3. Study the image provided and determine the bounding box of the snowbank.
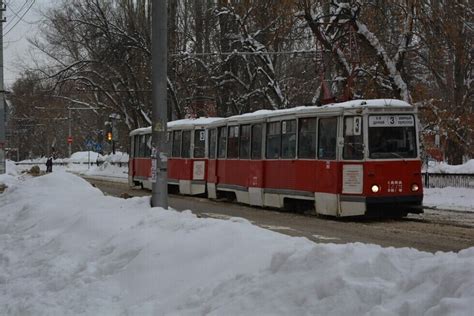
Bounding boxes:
[104,151,129,163]
[19,157,47,164]
[1,171,473,315]
[425,160,474,174]
[0,160,19,188]
[77,162,129,182]
[5,160,18,176]
[68,151,104,163]
[18,151,129,164]
[424,187,474,212]
[68,151,129,180]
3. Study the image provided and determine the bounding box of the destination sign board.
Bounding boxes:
[369,115,414,127]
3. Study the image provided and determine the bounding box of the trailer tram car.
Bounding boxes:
[129,117,222,194]
[129,99,423,217]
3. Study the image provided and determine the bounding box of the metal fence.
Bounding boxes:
[422,173,474,189]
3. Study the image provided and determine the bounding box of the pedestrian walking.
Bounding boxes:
[46,156,53,173]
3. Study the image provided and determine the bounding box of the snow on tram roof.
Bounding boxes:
[130,127,151,136]
[131,100,412,135]
[222,99,412,123]
[129,117,223,136]
[322,98,411,108]
[168,117,223,128]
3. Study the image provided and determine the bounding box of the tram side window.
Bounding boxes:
[138,135,147,157]
[298,118,317,159]
[209,129,217,159]
[172,130,182,157]
[166,132,172,155]
[343,116,364,160]
[251,124,262,159]
[134,135,140,157]
[135,135,140,157]
[318,117,337,160]
[281,120,296,159]
[266,121,281,159]
[240,125,251,159]
[181,130,191,158]
[227,126,239,158]
[194,129,205,158]
[217,126,227,158]
[145,134,152,157]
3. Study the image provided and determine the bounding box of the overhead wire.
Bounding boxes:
[4,0,30,28]
[5,0,37,26]
[3,0,36,39]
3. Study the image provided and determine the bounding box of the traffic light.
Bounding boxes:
[105,122,113,142]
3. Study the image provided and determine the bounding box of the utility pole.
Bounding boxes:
[151,0,168,208]
[68,108,72,157]
[0,2,5,174]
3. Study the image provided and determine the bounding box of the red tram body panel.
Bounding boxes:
[129,99,423,217]
[129,157,152,180]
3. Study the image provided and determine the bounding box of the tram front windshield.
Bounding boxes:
[368,115,417,159]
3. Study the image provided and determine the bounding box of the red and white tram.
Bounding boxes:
[129,117,222,193]
[129,99,423,217]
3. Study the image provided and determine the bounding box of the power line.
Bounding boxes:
[4,0,30,28]
[171,50,328,57]
[3,0,35,38]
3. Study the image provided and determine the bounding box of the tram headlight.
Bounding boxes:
[371,184,380,193]
[411,183,419,192]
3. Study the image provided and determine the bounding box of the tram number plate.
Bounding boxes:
[387,180,403,193]
[353,117,361,135]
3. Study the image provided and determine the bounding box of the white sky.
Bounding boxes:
[3,0,54,88]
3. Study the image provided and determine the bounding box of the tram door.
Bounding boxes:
[339,116,366,216]
[315,117,340,216]
[192,129,206,181]
[206,128,219,198]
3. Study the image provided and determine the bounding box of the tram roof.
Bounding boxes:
[219,99,412,125]
[130,99,413,135]
[129,117,223,136]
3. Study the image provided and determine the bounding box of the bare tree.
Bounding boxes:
[298,0,417,102]
[415,0,473,163]
[32,0,152,130]
[12,0,472,162]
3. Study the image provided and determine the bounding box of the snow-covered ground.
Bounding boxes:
[18,151,129,165]
[424,187,474,212]
[1,163,474,315]
[17,152,129,183]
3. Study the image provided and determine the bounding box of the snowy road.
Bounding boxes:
[85,178,474,253]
